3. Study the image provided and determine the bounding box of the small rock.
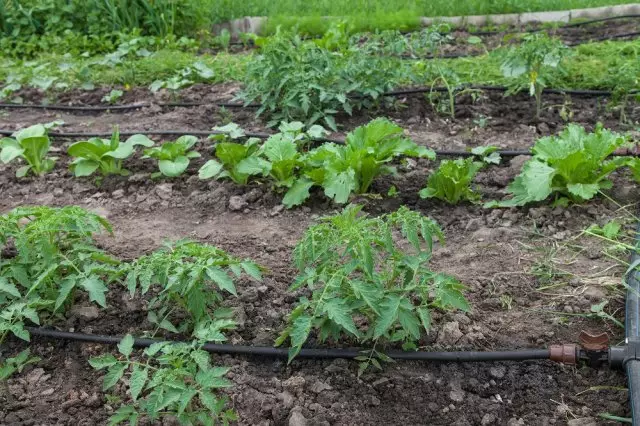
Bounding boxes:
[228,195,248,211]
[278,391,295,409]
[489,366,506,379]
[481,414,497,425]
[288,407,308,426]
[283,376,306,396]
[465,218,483,232]
[155,183,173,200]
[245,188,263,203]
[53,188,64,196]
[369,395,381,406]
[40,388,55,396]
[26,368,46,385]
[270,204,285,217]
[437,322,463,346]
[372,377,390,388]
[325,358,348,373]
[128,173,148,183]
[567,419,596,426]
[112,189,125,199]
[449,389,465,402]
[507,418,525,426]
[310,380,332,394]
[231,306,247,329]
[537,122,550,134]
[583,286,606,301]
[70,305,100,320]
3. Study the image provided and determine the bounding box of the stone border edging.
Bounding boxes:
[214,3,640,35]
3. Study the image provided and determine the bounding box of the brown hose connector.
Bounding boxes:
[550,344,578,365]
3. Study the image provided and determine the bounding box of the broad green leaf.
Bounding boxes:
[198,159,223,179]
[105,142,134,159]
[117,334,135,357]
[88,354,118,369]
[102,363,126,390]
[0,138,24,163]
[108,406,138,426]
[263,135,297,162]
[324,169,356,204]
[15,124,46,141]
[129,365,148,401]
[159,156,189,177]
[15,165,31,177]
[350,280,381,314]
[67,141,107,161]
[282,179,314,208]
[125,134,155,147]
[80,276,108,307]
[566,183,600,200]
[236,156,271,175]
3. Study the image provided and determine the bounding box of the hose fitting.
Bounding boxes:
[549,344,578,365]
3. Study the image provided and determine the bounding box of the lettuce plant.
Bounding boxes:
[488,124,629,207]
[286,118,435,206]
[0,124,57,177]
[143,135,201,177]
[420,158,483,204]
[68,127,154,177]
[276,205,468,364]
[198,124,262,185]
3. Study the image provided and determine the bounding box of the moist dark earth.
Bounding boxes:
[0,82,638,426]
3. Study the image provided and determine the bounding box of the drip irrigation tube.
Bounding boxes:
[625,220,640,425]
[1,84,634,114]
[26,327,551,362]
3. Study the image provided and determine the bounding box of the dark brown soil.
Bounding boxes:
[0,82,639,426]
[442,18,640,57]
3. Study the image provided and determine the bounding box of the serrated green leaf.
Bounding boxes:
[240,261,262,281]
[88,353,118,369]
[128,365,148,401]
[196,367,232,388]
[0,279,20,297]
[323,299,359,338]
[373,295,402,339]
[324,169,356,204]
[288,314,312,362]
[417,307,431,332]
[54,279,76,311]
[102,363,126,391]
[206,267,236,295]
[282,179,314,208]
[117,334,135,357]
[566,183,600,200]
[80,275,108,307]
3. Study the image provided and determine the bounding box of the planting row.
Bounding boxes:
[0,204,466,423]
[1,119,640,208]
[2,30,638,129]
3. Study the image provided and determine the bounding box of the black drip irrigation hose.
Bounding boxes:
[1,84,634,114]
[26,327,551,362]
[625,219,640,426]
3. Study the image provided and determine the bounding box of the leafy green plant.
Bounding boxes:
[488,124,629,207]
[143,135,201,177]
[240,31,401,130]
[287,118,435,206]
[0,206,119,343]
[276,205,468,363]
[501,33,569,119]
[0,124,57,177]
[0,349,40,380]
[420,158,483,204]
[68,127,154,177]
[90,332,236,426]
[124,240,261,333]
[198,124,263,184]
[102,89,123,104]
[609,61,640,124]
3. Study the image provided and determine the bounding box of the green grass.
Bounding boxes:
[210,0,639,23]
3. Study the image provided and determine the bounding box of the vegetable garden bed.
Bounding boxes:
[1,12,640,426]
[0,80,638,425]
